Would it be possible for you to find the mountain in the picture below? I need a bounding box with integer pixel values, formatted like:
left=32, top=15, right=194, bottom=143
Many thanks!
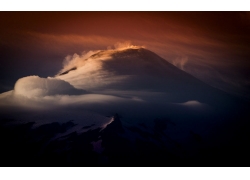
left=56, top=47, right=242, bottom=106
left=0, top=47, right=250, bottom=166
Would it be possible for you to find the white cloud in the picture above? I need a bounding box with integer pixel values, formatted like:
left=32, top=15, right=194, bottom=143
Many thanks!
left=13, top=76, right=85, bottom=98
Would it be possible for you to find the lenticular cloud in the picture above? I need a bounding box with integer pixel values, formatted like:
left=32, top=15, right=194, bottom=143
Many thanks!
left=14, top=76, right=85, bottom=98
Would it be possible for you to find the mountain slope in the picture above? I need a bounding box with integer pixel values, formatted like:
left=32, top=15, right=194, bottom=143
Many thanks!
left=56, top=47, right=241, bottom=106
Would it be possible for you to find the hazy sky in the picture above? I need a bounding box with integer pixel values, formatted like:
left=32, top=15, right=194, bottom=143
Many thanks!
left=0, top=12, right=250, bottom=98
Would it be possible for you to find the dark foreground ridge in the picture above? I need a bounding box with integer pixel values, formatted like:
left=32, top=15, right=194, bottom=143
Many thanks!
left=1, top=111, right=250, bottom=167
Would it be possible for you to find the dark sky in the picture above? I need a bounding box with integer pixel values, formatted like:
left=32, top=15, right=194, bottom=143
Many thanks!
left=0, top=12, right=250, bottom=98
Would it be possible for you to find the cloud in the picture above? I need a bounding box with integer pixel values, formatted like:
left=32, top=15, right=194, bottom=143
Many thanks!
left=113, top=41, right=144, bottom=50
left=172, top=56, right=188, bottom=70
left=58, top=50, right=99, bottom=75
left=14, top=76, right=85, bottom=98
left=55, top=49, right=125, bottom=91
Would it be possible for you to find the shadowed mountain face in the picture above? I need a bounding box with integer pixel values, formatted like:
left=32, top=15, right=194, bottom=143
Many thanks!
left=0, top=47, right=250, bottom=166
